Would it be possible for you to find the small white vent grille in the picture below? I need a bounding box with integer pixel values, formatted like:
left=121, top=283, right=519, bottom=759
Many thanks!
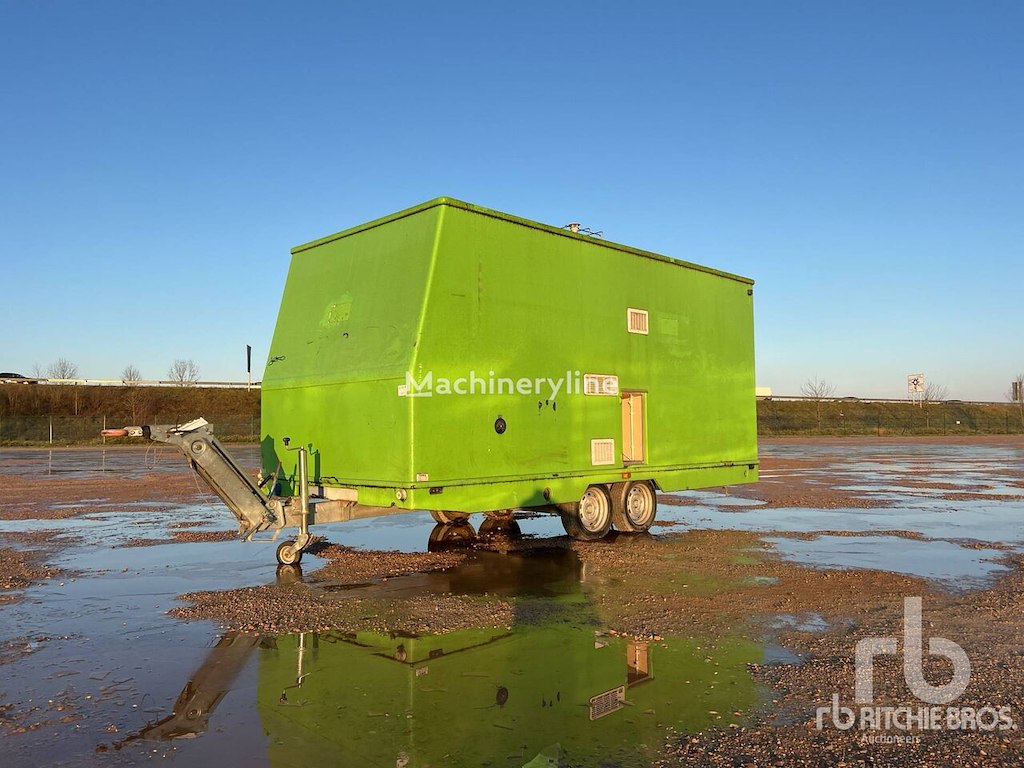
left=627, top=308, right=649, bottom=335
left=591, top=438, right=616, bottom=466
left=583, top=374, right=619, bottom=396
left=589, top=686, right=626, bottom=720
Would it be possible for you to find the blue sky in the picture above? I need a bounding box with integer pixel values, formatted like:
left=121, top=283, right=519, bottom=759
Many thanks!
left=1, top=2, right=1020, bottom=399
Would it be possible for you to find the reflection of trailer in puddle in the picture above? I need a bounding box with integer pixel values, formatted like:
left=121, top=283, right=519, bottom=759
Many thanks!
left=112, top=632, right=265, bottom=747
left=118, top=611, right=762, bottom=766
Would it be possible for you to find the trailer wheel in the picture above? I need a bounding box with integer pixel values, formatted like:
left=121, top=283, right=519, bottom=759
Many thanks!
left=560, top=485, right=612, bottom=541
left=276, top=540, right=303, bottom=566
left=427, top=521, right=477, bottom=549
left=610, top=481, right=657, bottom=533
left=430, top=510, right=471, bottom=524
left=480, top=515, right=522, bottom=538
left=275, top=564, right=302, bottom=584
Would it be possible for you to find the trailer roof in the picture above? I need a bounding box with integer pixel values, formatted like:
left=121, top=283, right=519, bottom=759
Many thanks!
left=292, top=197, right=754, bottom=286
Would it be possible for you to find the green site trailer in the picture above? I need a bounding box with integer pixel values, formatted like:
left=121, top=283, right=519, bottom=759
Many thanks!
left=260, top=198, right=757, bottom=546
left=108, top=197, right=756, bottom=563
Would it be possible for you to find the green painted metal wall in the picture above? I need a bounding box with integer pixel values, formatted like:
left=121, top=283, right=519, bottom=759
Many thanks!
left=262, top=198, right=757, bottom=511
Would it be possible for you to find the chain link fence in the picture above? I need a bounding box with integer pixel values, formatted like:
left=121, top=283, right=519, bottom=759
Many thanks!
left=758, top=401, right=1024, bottom=436
left=2, top=404, right=1020, bottom=444
left=0, top=415, right=260, bottom=444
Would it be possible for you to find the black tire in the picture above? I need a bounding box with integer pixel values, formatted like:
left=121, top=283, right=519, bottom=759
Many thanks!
left=276, top=540, right=302, bottom=566
left=430, top=510, right=471, bottom=524
left=427, top=521, right=478, bottom=549
left=275, top=564, right=302, bottom=584
left=610, top=481, right=657, bottom=533
left=560, top=485, right=613, bottom=541
left=479, top=515, right=522, bottom=538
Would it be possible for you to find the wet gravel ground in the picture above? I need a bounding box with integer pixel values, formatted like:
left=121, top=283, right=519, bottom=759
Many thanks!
left=0, top=547, right=61, bottom=602
left=664, top=556, right=1024, bottom=767
left=170, top=542, right=483, bottom=634
left=0, top=437, right=1023, bottom=767
left=123, top=530, right=239, bottom=547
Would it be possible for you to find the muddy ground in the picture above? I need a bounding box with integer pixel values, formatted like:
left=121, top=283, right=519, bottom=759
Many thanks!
left=1, top=437, right=1023, bottom=767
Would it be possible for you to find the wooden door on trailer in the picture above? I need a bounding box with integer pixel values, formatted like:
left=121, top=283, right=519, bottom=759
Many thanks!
left=627, top=641, right=652, bottom=686
left=621, top=391, right=646, bottom=464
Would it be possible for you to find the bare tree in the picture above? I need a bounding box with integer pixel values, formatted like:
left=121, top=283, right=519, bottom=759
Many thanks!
left=24, top=364, right=45, bottom=409
left=923, top=383, right=948, bottom=404
left=801, top=377, right=835, bottom=431
left=121, top=365, right=145, bottom=422
left=121, top=364, right=142, bottom=385
left=168, top=359, right=200, bottom=386
left=801, top=377, right=836, bottom=399
left=46, top=358, right=81, bottom=414
left=48, top=358, right=78, bottom=380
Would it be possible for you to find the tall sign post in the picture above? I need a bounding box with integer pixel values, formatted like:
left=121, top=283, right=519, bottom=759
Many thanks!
left=908, top=373, right=925, bottom=408
left=246, top=345, right=252, bottom=391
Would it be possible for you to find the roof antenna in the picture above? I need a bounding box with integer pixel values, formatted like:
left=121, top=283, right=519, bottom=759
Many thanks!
left=562, top=222, right=604, bottom=238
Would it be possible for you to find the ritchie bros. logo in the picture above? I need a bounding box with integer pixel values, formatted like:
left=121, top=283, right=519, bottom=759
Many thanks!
left=816, top=597, right=1014, bottom=740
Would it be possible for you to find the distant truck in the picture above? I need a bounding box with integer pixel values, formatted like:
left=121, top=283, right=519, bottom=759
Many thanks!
left=106, top=198, right=758, bottom=564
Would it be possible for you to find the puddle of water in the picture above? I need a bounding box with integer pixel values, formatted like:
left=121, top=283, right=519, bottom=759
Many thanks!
left=0, top=502, right=239, bottom=553
left=767, top=613, right=829, bottom=632
left=660, top=496, right=1024, bottom=545
left=836, top=483, right=1024, bottom=498
left=655, top=440, right=1024, bottom=585
left=0, top=541, right=783, bottom=768
left=762, top=643, right=805, bottom=665
left=106, top=622, right=763, bottom=768
left=764, top=535, right=1009, bottom=587
left=760, top=442, right=1024, bottom=501
left=3, top=440, right=1022, bottom=765
left=674, top=491, right=766, bottom=507
left=0, top=561, right=268, bottom=767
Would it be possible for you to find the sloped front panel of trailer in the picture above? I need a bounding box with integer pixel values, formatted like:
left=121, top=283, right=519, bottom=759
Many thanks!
left=261, top=207, right=443, bottom=492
